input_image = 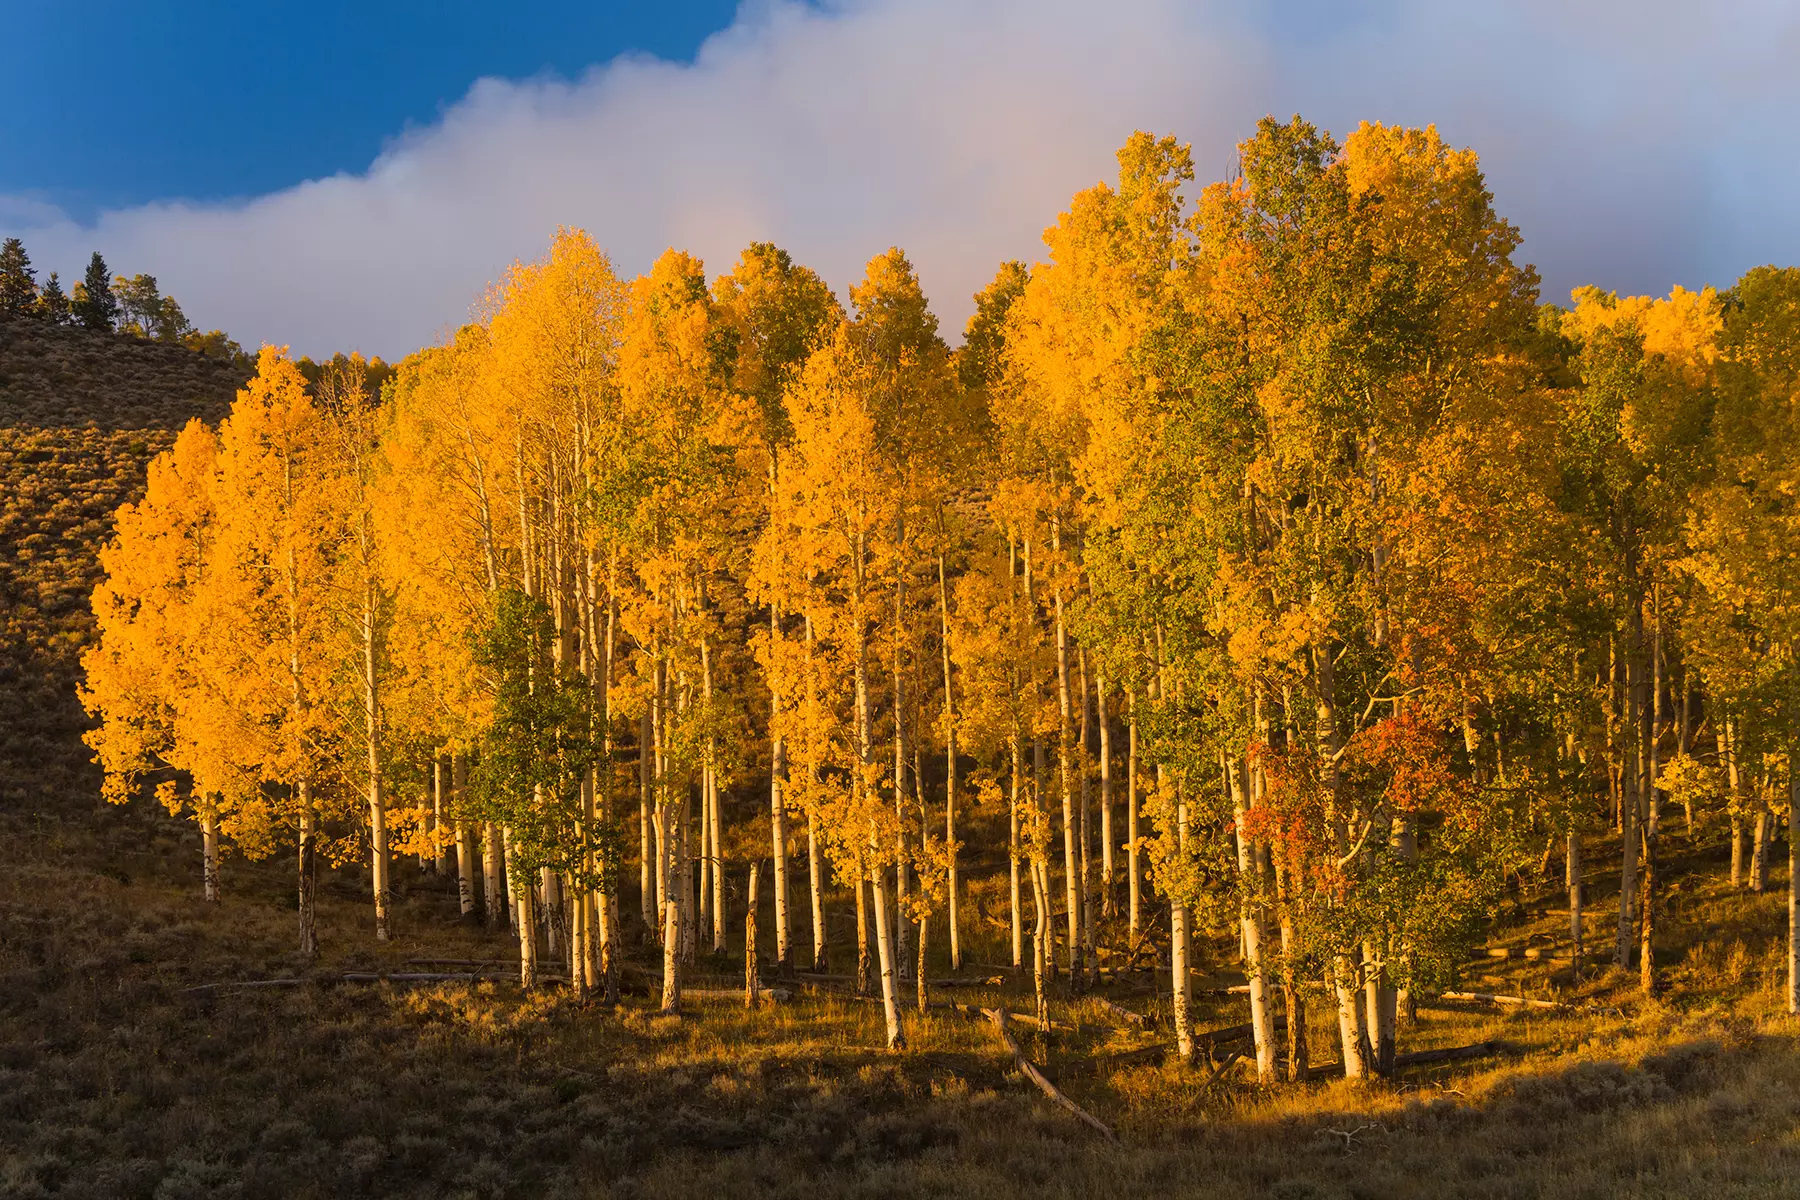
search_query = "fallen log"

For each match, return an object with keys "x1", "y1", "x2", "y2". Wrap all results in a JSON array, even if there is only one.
[
  {"x1": 928, "y1": 976, "x2": 1007, "y2": 989},
  {"x1": 1095, "y1": 997, "x2": 1150, "y2": 1028},
  {"x1": 1480, "y1": 947, "x2": 1577, "y2": 961},
  {"x1": 182, "y1": 978, "x2": 310, "y2": 993},
  {"x1": 983, "y1": 1007, "x2": 1119, "y2": 1143},
  {"x1": 182, "y1": 970, "x2": 564, "y2": 994},
  {"x1": 682, "y1": 986, "x2": 792, "y2": 1003},
  {"x1": 1433, "y1": 990, "x2": 1570, "y2": 1011},
  {"x1": 1054, "y1": 1042, "x2": 1173, "y2": 1076}
]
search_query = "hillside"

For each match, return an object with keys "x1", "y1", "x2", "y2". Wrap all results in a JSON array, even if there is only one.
[
  {"x1": 0, "y1": 316, "x2": 248, "y2": 810},
  {"x1": 3, "y1": 315, "x2": 1800, "y2": 1199}
]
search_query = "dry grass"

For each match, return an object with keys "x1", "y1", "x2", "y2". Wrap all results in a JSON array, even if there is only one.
[{"x1": 6, "y1": 316, "x2": 1800, "y2": 1198}]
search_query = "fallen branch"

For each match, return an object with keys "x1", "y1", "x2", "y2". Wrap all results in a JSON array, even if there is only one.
[
  {"x1": 1433, "y1": 990, "x2": 1571, "y2": 1011},
  {"x1": 1197, "y1": 1046, "x2": 1244, "y2": 1097},
  {"x1": 928, "y1": 976, "x2": 1007, "y2": 989},
  {"x1": 182, "y1": 978, "x2": 310, "y2": 993},
  {"x1": 1479, "y1": 947, "x2": 1578, "y2": 961},
  {"x1": 983, "y1": 1007, "x2": 1118, "y2": 1143},
  {"x1": 683, "y1": 986, "x2": 792, "y2": 1003},
  {"x1": 1055, "y1": 1042, "x2": 1173, "y2": 1076},
  {"x1": 182, "y1": 970, "x2": 562, "y2": 994},
  {"x1": 1095, "y1": 997, "x2": 1149, "y2": 1028}
]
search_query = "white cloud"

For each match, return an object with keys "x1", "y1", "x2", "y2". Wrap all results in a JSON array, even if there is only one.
[{"x1": 7, "y1": 0, "x2": 1798, "y2": 358}]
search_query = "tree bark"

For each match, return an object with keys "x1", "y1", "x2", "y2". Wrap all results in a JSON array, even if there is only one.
[
  {"x1": 364, "y1": 590, "x2": 389, "y2": 942},
  {"x1": 1010, "y1": 729, "x2": 1024, "y2": 969},
  {"x1": 1567, "y1": 831, "x2": 1583, "y2": 974},
  {"x1": 1229, "y1": 750, "x2": 1276, "y2": 1082},
  {"x1": 1098, "y1": 671, "x2": 1113, "y2": 918},
  {"x1": 769, "y1": 609, "x2": 792, "y2": 973},
  {"x1": 202, "y1": 812, "x2": 220, "y2": 904},
  {"x1": 1054, "y1": 574, "x2": 1080, "y2": 985},
  {"x1": 871, "y1": 860, "x2": 905, "y2": 1049},
  {"x1": 297, "y1": 783, "x2": 317, "y2": 956},
  {"x1": 746, "y1": 862, "x2": 760, "y2": 1010},
  {"x1": 1789, "y1": 760, "x2": 1799, "y2": 1016},
  {"x1": 938, "y1": 550, "x2": 960, "y2": 971},
  {"x1": 1171, "y1": 898, "x2": 1194, "y2": 1063},
  {"x1": 453, "y1": 756, "x2": 477, "y2": 919},
  {"x1": 1127, "y1": 687, "x2": 1140, "y2": 939},
  {"x1": 640, "y1": 705, "x2": 655, "y2": 934},
  {"x1": 808, "y1": 811, "x2": 827, "y2": 971},
  {"x1": 483, "y1": 820, "x2": 506, "y2": 930}
]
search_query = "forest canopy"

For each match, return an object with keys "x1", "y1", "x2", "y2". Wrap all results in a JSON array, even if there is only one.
[{"x1": 77, "y1": 115, "x2": 1800, "y2": 1082}]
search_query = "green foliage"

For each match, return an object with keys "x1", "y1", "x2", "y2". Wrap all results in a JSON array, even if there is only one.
[
  {"x1": 74, "y1": 251, "x2": 119, "y2": 331},
  {"x1": 468, "y1": 588, "x2": 615, "y2": 892}
]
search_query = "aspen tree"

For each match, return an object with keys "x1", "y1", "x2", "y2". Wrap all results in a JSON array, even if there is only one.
[
  {"x1": 84, "y1": 421, "x2": 232, "y2": 897},
  {"x1": 203, "y1": 348, "x2": 352, "y2": 954},
  {"x1": 718, "y1": 243, "x2": 840, "y2": 973}
]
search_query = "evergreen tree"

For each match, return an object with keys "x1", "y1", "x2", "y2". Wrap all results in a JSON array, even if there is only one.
[
  {"x1": 0, "y1": 237, "x2": 37, "y2": 316},
  {"x1": 38, "y1": 271, "x2": 69, "y2": 324},
  {"x1": 74, "y1": 251, "x2": 119, "y2": 331}
]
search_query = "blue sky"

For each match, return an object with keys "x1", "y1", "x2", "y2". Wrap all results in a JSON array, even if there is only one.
[
  {"x1": 2, "y1": 1, "x2": 741, "y2": 218},
  {"x1": 5, "y1": 1, "x2": 1797, "y2": 358}
]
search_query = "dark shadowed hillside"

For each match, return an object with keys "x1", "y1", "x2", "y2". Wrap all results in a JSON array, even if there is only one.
[{"x1": 0, "y1": 316, "x2": 249, "y2": 810}]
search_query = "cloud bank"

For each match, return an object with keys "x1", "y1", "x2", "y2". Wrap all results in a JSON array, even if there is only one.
[{"x1": 8, "y1": 0, "x2": 1798, "y2": 359}]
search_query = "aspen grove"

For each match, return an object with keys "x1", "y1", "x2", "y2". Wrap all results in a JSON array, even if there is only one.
[{"x1": 81, "y1": 117, "x2": 1800, "y2": 1081}]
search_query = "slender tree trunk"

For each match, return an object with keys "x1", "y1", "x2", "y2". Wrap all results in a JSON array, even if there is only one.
[
  {"x1": 661, "y1": 792, "x2": 683, "y2": 1014},
  {"x1": 515, "y1": 839, "x2": 538, "y2": 990},
  {"x1": 483, "y1": 820, "x2": 505, "y2": 930},
  {"x1": 454, "y1": 756, "x2": 477, "y2": 920},
  {"x1": 1098, "y1": 673, "x2": 1113, "y2": 919},
  {"x1": 745, "y1": 862, "x2": 760, "y2": 1009},
  {"x1": 1171, "y1": 898, "x2": 1194, "y2": 1063},
  {"x1": 1054, "y1": 575, "x2": 1080, "y2": 985},
  {"x1": 1277, "y1": 865, "x2": 1307, "y2": 1082},
  {"x1": 808, "y1": 812, "x2": 827, "y2": 971},
  {"x1": 1726, "y1": 717, "x2": 1748, "y2": 887},
  {"x1": 1789, "y1": 739, "x2": 1799, "y2": 1016},
  {"x1": 201, "y1": 812, "x2": 220, "y2": 904},
  {"x1": 297, "y1": 786, "x2": 318, "y2": 956},
  {"x1": 1077, "y1": 645, "x2": 1094, "y2": 979},
  {"x1": 871, "y1": 858, "x2": 905, "y2": 1049},
  {"x1": 1127, "y1": 687, "x2": 1140, "y2": 940},
  {"x1": 703, "y1": 636, "x2": 725, "y2": 956},
  {"x1": 916, "y1": 896, "x2": 931, "y2": 1015},
  {"x1": 365, "y1": 596, "x2": 389, "y2": 942},
  {"x1": 1010, "y1": 730, "x2": 1024, "y2": 969},
  {"x1": 892, "y1": 520, "x2": 912, "y2": 979},
  {"x1": 1031, "y1": 858, "x2": 1049, "y2": 1028},
  {"x1": 938, "y1": 551, "x2": 960, "y2": 971},
  {"x1": 805, "y1": 613, "x2": 827, "y2": 971},
  {"x1": 1229, "y1": 750, "x2": 1275, "y2": 1081},
  {"x1": 699, "y1": 766, "x2": 713, "y2": 948},
  {"x1": 770, "y1": 608, "x2": 792, "y2": 974},
  {"x1": 1567, "y1": 831, "x2": 1583, "y2": 974},
  {"x1": 1754, "y1": 799, "x2": 1774, "y2": 894},
  {"x1": 855, "y1": 870, "x2": 872, "y2": 996},
  {"x1": 1639, "y1": 604, "x2": 1658, "y2": 994},
  {"x1": 640, "y1": 705, "x2": 655, "y2": 934},
  {"x1": 1616, "y1": 635, "x2": 1641, "y2": 969},
  {"x1": 432, "y1": 756, "x2": 450, "y2": 875}
]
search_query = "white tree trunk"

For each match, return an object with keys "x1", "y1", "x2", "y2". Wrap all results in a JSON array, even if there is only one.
[
  {"x1": 1127, "y1": 689, "x2": 1140, "y2": 939},
  {"x1": 872, "y1": 860, "x2": 905, "y2": 1049},
  {"x1": 202, "y1": 812, "x2": 220, "y2": 904}
]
